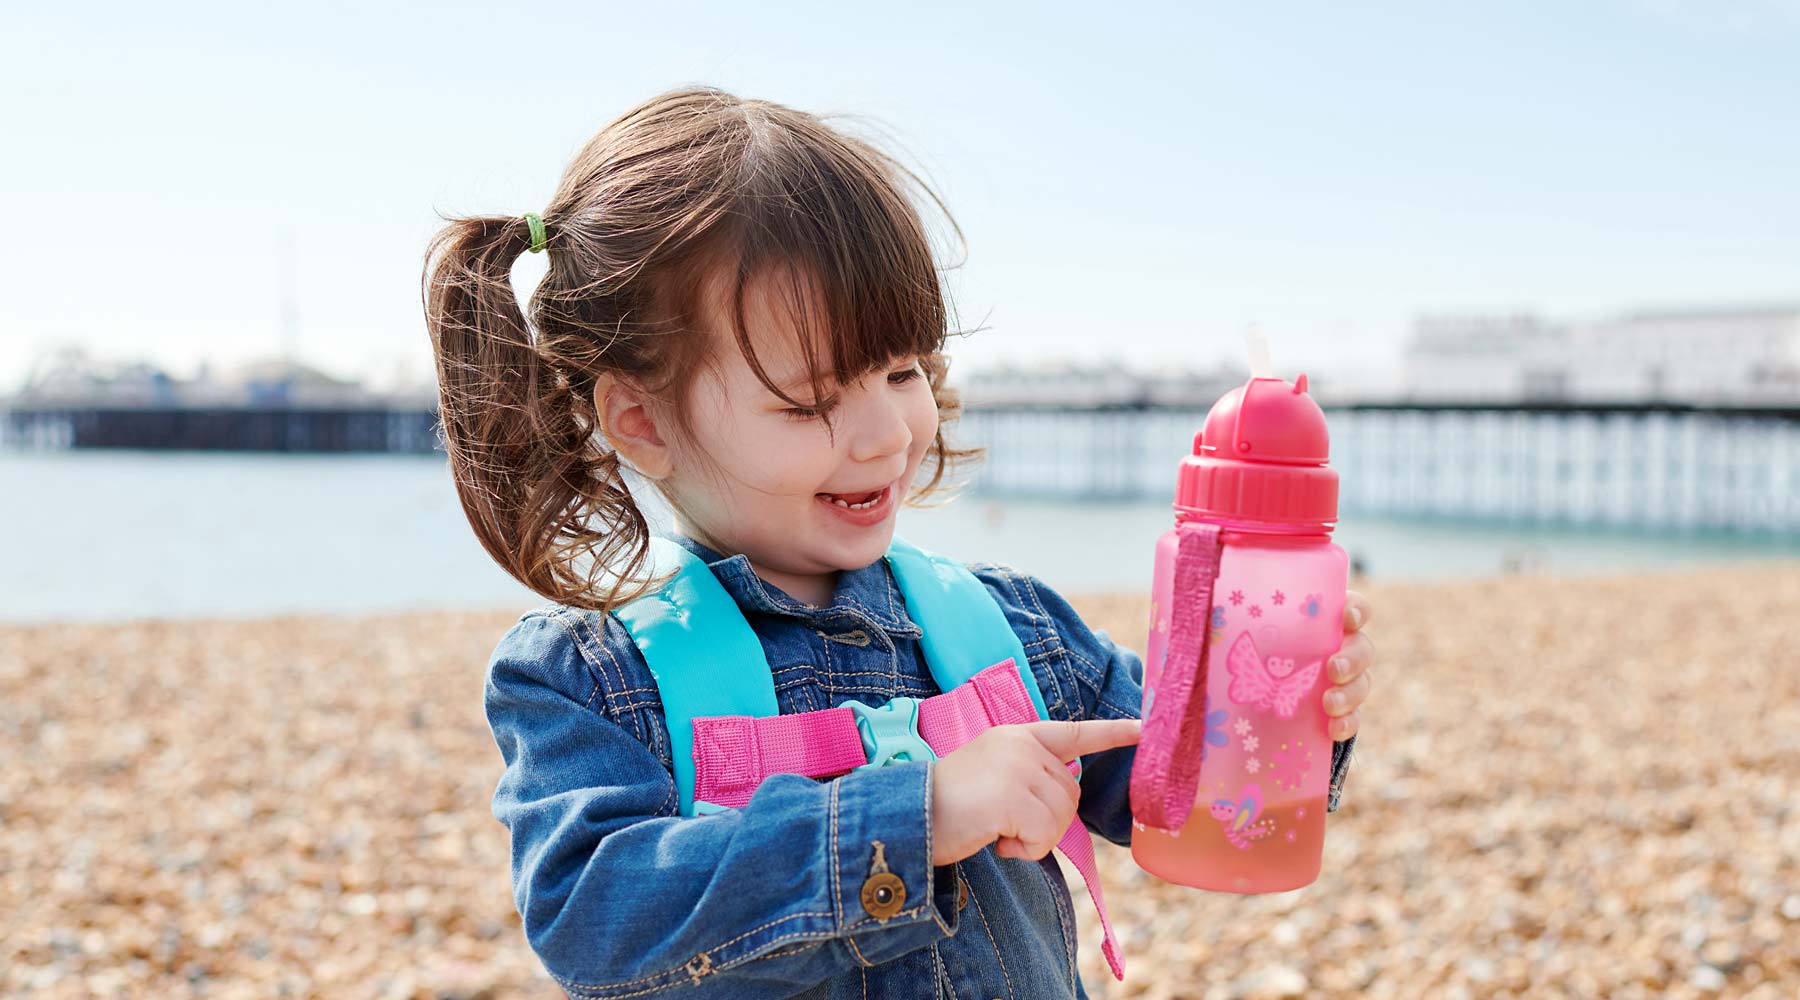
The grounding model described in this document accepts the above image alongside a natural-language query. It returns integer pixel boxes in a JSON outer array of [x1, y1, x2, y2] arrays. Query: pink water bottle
[[1128, 369, 1346, 893]]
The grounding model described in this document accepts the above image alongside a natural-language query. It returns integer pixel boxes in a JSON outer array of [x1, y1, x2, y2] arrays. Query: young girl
[[423, 86, 1374, 1000]]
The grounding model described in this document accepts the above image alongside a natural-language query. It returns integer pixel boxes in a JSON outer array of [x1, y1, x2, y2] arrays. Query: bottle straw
[[1244, 325, 1274, 378]]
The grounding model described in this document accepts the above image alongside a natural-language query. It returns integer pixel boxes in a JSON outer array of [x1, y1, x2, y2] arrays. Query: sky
[[2, 0, 1797, 395]]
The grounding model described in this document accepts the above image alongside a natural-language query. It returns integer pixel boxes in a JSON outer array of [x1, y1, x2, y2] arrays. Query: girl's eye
[[780, 362, 919, 420]]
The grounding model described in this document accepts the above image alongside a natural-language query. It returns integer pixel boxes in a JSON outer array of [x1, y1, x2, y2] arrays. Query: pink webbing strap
[[914, 659, 1037, 750], [690, 660, 1128, 979], [691, 708, 869, 810], [918, 661, 1126, 981], [1129, 523, 1225, 833]]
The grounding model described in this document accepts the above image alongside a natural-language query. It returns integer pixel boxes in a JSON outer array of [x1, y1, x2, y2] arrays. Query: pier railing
[[5, 398, 1795, 532]]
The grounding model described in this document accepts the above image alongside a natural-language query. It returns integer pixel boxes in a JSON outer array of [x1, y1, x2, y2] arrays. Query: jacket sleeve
[[483, 613, 961, 999], [996, 571, 1358, 848]]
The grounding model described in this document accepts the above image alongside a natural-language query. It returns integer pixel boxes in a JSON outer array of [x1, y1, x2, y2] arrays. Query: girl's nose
[[846, 384, 913, 464]]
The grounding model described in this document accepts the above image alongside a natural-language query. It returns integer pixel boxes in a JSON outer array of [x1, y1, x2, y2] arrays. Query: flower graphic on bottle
[[1210, 605, 1226, 645], [1229, 589, 1245, 606], [1249, 605, 1263, 619], [1268, 740, 1312, 792], [1302, 593, 1324, 619], [1271, 590, 1286, 606]]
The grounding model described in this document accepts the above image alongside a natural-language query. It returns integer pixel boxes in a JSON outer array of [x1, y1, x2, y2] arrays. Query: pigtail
[[420, 214, 661, 612]]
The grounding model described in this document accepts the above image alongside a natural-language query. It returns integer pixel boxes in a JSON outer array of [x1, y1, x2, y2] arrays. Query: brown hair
[[421, 86, 984, 612]]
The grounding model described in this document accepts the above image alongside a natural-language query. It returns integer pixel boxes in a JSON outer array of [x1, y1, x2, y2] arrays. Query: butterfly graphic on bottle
[[1210, 782, 1276, 850], [1224, 629, 1322, 719]]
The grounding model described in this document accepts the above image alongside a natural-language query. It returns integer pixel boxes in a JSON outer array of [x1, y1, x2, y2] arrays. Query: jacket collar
[[665, 533, 922, 638]]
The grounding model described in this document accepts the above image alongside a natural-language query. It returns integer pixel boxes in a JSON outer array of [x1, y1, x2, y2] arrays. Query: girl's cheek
[[731, 417, 838, 494], [908, 397, 940, 464]]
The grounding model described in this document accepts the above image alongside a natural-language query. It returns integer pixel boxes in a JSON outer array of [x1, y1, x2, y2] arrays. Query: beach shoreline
[[3, 564, 1797, 998]]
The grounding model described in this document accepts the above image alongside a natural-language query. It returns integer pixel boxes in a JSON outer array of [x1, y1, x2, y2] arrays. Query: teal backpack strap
[[610, 536, 777, 816], [884, 536, 1051, 723]]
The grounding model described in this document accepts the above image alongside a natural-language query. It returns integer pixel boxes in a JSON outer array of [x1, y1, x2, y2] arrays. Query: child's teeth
[[825, 490, 881, 510]]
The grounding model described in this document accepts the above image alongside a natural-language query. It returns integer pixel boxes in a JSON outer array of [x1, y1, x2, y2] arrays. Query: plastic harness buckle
[[845, 697, 937, 770]]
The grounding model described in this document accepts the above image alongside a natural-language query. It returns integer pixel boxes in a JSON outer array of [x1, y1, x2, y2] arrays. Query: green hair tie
[[523, 211, 547, 254]]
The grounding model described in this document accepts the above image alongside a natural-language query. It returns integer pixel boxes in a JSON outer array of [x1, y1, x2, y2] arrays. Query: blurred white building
[[1403, 313, 1569, 402], [958, 359, 1245, 409], [7, 348, 376, 408], [1404, 305, 1800, 405], [1572, 305, 1800, 404]]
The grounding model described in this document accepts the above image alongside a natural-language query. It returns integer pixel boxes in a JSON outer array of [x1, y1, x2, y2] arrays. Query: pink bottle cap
[[1174, 373, 1338, 531]]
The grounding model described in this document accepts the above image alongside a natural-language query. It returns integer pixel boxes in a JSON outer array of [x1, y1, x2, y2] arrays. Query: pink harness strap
[[691, 708, 869, 810], [689, 659, 1126, 980]]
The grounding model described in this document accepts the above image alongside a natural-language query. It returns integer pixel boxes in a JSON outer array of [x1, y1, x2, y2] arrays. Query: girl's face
[[660, 267, 940, 607]]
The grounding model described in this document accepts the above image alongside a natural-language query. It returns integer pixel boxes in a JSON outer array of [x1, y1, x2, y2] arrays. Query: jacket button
[[956, 876, 969, 911], [860, 872, 906, 919]]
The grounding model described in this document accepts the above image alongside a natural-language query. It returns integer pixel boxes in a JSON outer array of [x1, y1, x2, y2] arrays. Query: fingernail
[[1325, 692, 1342, 712], [1331, 656, 1348, 681], [1349, 607, 1364, 629]]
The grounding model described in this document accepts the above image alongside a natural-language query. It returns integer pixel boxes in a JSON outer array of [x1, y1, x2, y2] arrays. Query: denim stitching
[[1062, 637, 1106, 689], [821, 669, 932, 683], [549, 910, 835, 995], [829, 777, 843, 930], [1011, 573, 1078, 718], [933, 944, 960, 1000], [563, 608, 637, 738], [841, 898, 933, 933], [845, 935, 875, 968], [555, 924, 839, 998], [527, 611, 609, 716], [586, 620, 634, 721], [596, 686, 660, 699], [650, 777, 677, 818], [840, 595, 921, 636], [817, 628, 874, 647], [731, 564, 920, 638], [922, 764, 954, 938], [965, 872, 1016, 1000], [1097, 693, 1139, 720], [1039, 856, 1079, 991], [1063, 642, 1113, 720]]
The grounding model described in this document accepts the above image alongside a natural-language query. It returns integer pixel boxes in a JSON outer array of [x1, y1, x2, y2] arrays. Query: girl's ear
[[594, 372, 675, 480]]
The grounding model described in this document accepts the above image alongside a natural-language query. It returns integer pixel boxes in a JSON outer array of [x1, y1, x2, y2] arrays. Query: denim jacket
[[483, 533, 1356, 999]]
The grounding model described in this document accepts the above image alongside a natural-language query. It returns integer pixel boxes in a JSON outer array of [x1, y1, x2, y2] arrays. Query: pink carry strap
[[690, 659, 1127, 979], [917, 663, 1126, 981], [1129, 523, 1225, 833]]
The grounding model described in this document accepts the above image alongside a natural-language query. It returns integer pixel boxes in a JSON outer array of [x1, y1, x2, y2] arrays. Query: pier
[[959, 401, 1800, 534]]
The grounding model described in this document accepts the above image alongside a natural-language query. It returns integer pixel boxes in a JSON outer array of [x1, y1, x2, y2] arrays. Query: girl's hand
[[1323, 591, 1375, 742], [929, 719, 1141, 866]]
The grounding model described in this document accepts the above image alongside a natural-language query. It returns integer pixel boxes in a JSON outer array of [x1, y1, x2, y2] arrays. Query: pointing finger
[[1028, 718, 1142, 763]]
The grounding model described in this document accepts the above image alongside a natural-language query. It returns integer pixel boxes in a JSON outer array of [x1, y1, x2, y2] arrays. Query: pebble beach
[[3, 563, 1797, 999]]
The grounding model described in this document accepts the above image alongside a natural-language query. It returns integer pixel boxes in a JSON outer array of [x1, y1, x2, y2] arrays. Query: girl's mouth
[[814, 481, 897, 526]]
